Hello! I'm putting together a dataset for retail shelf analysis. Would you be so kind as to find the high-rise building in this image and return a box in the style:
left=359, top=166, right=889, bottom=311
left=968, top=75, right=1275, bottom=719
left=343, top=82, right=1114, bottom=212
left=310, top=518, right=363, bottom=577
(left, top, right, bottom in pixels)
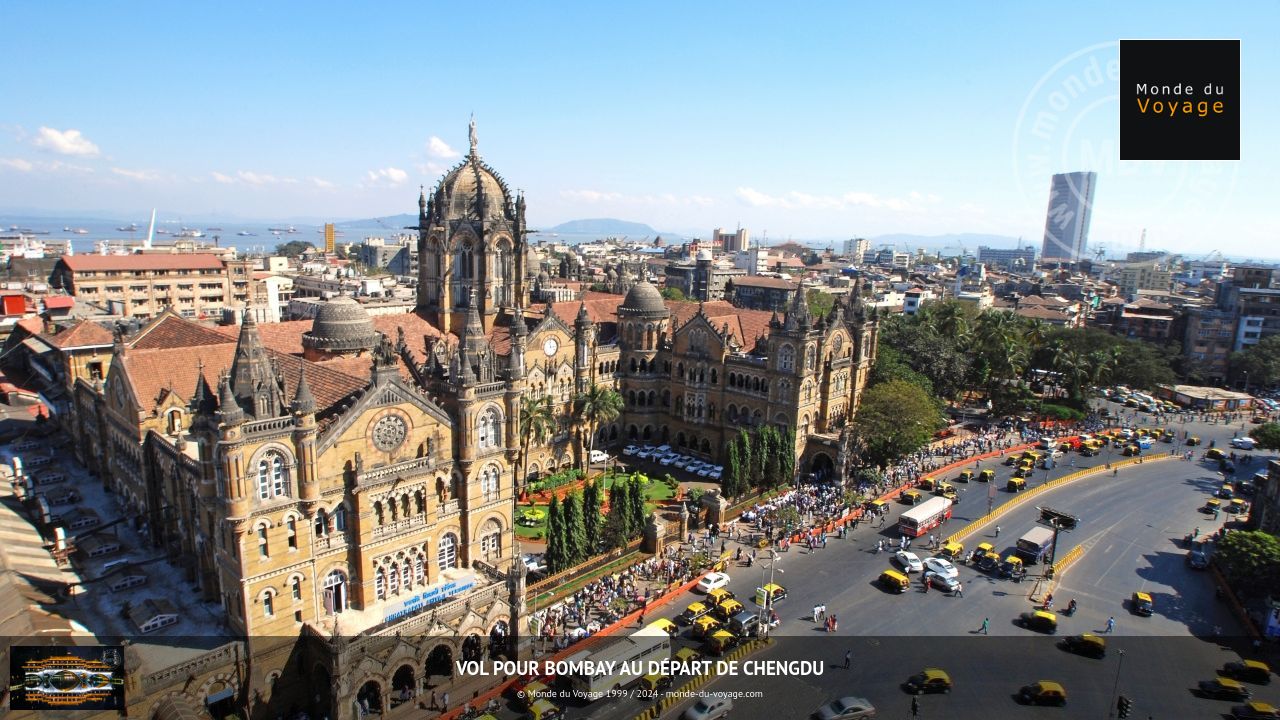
left=843, top=238, right=870, bottom=263
left=977, top=245, right=1037, bottom=271
left=713, top=227, right=750, bottom=253
left=1040, top=171, right=1096, bottom=263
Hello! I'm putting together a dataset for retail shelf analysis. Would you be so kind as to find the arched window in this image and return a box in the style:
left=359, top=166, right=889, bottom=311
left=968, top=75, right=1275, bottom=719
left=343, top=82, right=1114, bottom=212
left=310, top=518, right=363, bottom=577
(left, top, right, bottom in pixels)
left=402, top=558, right=413, bottom=590
left=477, top=407, right=501, bottom=450
left=291, top=576, right=302, bottom=600
left=481, top=465, right=500, bottom=501
left=262, top=590, right=275, bottom=618
left=414, top=555, right=425, bottom=585
left=389, top=564, right=400, bottom=595
left=710, top=369, right=717, bottom=384
left=257, top=524, right=269, bottom=558
left=334, top=505, right=347, bottom=531
left=375, top=568, right=387, bottom=600
left=805, top=345, right=816, bottom=370
left=314, top=509, right=329, bottom=537
left=256, top=452, right=290, bottom=500
left=480, top=519, right=502, bottom=560
left=167, top=409, right=182, bottom=434
left=458, top=241, right=474, bottom=280
left=286, top=516, right=297, bottom=549
left=778, top=345, right=795, bottom=372
left=438, top=533, right=459, bottom=571
left=323, top=570, right=347, bottom=614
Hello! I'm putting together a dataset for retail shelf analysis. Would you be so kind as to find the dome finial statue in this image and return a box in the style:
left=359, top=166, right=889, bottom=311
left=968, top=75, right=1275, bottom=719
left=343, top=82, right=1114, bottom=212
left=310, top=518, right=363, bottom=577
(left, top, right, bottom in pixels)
left=469, top=114, right=478, bottom=155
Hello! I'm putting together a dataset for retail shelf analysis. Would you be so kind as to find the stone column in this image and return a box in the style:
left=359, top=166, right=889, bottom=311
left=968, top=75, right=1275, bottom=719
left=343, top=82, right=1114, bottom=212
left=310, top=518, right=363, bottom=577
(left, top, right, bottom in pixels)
left=643, top=512, right=665, bottom=555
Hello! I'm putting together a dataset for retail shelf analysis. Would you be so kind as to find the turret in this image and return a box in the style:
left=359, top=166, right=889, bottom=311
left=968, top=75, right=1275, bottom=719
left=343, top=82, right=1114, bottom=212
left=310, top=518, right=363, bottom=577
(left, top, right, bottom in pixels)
left=217, top=375, right=244, bottom=428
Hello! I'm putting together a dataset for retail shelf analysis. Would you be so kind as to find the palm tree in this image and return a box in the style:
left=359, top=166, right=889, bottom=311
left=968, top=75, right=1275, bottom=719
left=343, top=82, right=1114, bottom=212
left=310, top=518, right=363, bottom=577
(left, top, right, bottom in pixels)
left=517, top=394, right=555, bottom=491
left=930, top=300, right=972, bottom=344
left=573, top=384, right=624, bottom=474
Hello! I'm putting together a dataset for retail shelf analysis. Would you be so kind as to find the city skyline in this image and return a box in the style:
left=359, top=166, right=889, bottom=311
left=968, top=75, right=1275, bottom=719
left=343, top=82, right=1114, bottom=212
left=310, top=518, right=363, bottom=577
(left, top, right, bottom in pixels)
left=0, top=2, right=1275, bottom=256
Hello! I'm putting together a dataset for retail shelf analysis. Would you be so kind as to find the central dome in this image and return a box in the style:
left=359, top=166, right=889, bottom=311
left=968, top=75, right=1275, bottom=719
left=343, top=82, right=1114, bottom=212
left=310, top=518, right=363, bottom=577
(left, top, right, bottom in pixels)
left=621, top=280, right=666, bottom=313
left=431, top=151, right=515, bottom=224
left=303, top=296, right=378, bottom=356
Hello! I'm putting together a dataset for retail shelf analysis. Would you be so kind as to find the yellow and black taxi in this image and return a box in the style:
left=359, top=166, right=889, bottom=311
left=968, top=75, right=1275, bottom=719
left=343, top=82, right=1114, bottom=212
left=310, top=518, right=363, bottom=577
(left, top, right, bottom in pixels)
left=638, top=671, right=673, bottom=694
left=674, top=647, right=702, bottom=664
left=1218, top=484, right=1236, bottom=499
left=936, top=483, right=958, bottom=500
left=903, top=668, right=952, bottom=695
left=1198, top=676, right=1252, bottom=701
left=756, top=583, right=788, bottom=606
left=866, top=499, right=887, bottom=516
left=918, top=477, right=938, bottom=492
left=1131, top=591, right=1154, bottom=617
left=1187, top=436, right=1202, bottom=446
left=525, top=698, right=565, bottom=720
left=1122, top=444, right=1141, bottom=456
left=1004, top=453, right=1022, bottom=467
left=879, top=569, right=911, bottom=593
left=957, top=469, right=974, bottom=483
left=1230, top=498, right=1249, bottom=514
left=680, top=601, right=712, bottom=623
left=1223, top=660, right=1273, bottom=685
left=1019, top=680, right=1067, bottom=706
left=648, top=618, right=680, bottom=636
left=519, top=681, right=551, bottom=710
left=1230, top=701, right=1280, bottom=720
left=1017, top=610, right=1058, bottom=634
left=713, top=598, right=745, bottom=622
left=1060, top=633, right=1106, bottom=658
left=976, top=549, right=1001, bottom=573
left=978, top=469, right=996, bottom=482
left=689, top=614, right=722, bottom=639
left=703, top=628, right=740, bottom=655
left=706, top=587, right=735, bottom=607
left=901, top=489, right=923, bottom=505
left=1203, top=499, right=1223, bottom=514
left=1007, top=477, right=1028, bottom=491
left=939, top=540, right=964, bottom=560
left=1206, top=447, right=1226, bottom=460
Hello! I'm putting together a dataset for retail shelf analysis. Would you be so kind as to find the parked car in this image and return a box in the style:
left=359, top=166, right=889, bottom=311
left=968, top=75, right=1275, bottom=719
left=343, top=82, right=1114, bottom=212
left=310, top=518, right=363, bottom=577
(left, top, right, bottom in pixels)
left=622, top=445, right=640, bottom=456
left=589, top=450, right=609, bottom=464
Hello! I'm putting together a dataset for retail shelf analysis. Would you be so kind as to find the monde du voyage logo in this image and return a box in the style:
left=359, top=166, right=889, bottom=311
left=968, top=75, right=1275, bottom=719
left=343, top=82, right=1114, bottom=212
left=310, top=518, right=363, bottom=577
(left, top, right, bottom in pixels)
left=1120, top=39, right=1240, bottom=160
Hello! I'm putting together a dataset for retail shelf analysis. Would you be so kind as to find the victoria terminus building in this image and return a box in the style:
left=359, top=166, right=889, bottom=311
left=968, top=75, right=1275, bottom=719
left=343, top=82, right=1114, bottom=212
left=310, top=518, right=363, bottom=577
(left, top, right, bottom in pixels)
left=15, top=126, right=876, bottom=720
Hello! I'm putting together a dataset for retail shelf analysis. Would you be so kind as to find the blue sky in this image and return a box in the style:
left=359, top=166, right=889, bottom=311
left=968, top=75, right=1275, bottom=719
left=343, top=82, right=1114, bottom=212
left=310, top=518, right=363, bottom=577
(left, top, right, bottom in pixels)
left=1, top=2, right=1276, bottom=256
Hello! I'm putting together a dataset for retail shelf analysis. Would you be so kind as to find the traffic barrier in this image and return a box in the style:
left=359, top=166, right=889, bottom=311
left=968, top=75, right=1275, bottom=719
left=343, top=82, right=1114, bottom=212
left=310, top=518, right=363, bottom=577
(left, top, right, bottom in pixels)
left=946, top=452, right=1176, bottom=546
left=631, top=638, right=773, bottom=720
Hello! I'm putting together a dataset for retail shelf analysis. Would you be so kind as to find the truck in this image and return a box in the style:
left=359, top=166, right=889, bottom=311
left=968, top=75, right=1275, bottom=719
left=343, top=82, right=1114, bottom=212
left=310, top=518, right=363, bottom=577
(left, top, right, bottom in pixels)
left=1015, top=526, right=1055, bottom=564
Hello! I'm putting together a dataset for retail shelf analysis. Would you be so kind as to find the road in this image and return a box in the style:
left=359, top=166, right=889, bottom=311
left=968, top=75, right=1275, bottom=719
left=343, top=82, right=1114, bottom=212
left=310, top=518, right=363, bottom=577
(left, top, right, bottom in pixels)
left=492, top=405, right=1273, bottom=720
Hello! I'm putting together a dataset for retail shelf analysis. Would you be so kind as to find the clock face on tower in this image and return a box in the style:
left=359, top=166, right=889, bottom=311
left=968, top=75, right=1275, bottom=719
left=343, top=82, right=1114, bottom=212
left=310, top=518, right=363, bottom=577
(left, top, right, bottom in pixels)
left=543, top=337, right=559, bottom=357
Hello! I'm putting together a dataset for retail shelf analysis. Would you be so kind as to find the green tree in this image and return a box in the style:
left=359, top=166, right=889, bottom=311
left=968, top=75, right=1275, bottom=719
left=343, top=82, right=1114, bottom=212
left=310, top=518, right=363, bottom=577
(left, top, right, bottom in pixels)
left=1230, top=335, right=1280, bottom=388
left=1249, top=422, right=1280, bottom=451
left=626, top=474, right=646, bottom=538
left=738, top=429, right=754, bottom=495
left=582, top=481, right=603, bottom=555
left=573, top=384, right=625, bottom=471
left=723, top=439, right=743, bottom=500
left=274, top=240, right=315, bottom=257
left=750, top=427, right=769, bottom=488
left=762, top=426, right=782, bottom=487
left=660, top=286, right=686, bottom=301
left=517, top=394, right=556, bottom=490
left=869, top=345, right=936, bottom=396
left=852, top=379, right=945, bottom=469
left=604, top=479, right=630, bottom=549
left=545, top=495, right=566, bottom=573
left=1214, top=530, right=1280, bottom=599
left=562, top=490, right=587, bottom=566
left=779, top=427, right=796, bottom=485
left=806, top=289, right=835, bottom=318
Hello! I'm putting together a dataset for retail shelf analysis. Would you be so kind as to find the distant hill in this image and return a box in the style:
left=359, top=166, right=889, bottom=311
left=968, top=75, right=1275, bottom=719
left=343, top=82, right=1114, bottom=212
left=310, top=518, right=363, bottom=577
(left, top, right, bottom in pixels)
left=871, top=233, right=1026, bottom=251
left=545, top=218, right=658, bottom=236
left=336, top=214, right=416, bottom=229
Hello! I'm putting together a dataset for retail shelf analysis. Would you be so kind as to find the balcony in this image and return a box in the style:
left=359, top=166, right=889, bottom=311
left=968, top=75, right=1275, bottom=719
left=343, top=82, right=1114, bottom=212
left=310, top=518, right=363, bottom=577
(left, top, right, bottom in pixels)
left=357, top=455, right=436, bottom=485
left=372, top=514, right=427, bottom=540
left=437, top=499, right=460, bottom=521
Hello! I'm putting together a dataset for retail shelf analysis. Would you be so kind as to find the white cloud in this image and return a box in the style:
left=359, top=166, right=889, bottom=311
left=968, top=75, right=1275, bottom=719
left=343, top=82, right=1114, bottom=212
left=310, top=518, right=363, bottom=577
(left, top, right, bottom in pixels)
left=559, top=189, right=714, bottom=208
left=417, top=161, right=448, bottom=177
left=366, top=167, right=408, bottom=185
left=426, top=136, right=460, bottom=159
left=211, top=171, right=235, bottom=184
left=562, top=189, right=623, bottom=203
left=310, top=177, right=335, bottom=189
left=237, top=170, right=296, bottom=186
left=33, top=127, right=100, bottom=156
left=111, top=167, right=161, bottom=181
left=735, top=187, right=914, bottom=211
left=0, top=158, right=33, bottom=172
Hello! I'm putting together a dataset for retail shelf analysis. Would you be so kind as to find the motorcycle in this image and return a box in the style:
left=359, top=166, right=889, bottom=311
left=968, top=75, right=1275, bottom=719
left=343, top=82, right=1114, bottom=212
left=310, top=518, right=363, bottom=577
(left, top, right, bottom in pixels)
left=1064, top=600, right=1078, bottom=616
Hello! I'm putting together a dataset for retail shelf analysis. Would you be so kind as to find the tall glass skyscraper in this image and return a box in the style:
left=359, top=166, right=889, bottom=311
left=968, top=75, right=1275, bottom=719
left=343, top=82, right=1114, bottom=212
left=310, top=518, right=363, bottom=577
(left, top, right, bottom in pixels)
left=1040, top=171, right=1096, bottom=263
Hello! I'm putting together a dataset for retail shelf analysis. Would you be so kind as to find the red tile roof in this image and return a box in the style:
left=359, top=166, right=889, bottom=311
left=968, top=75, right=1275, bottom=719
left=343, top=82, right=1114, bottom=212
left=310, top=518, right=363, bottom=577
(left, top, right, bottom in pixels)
left=44, top=320, right=114, bottom=349
left=43, top=296, right=75, bottom=310
left=732, top=276, right=796, bottom=290
left=129, top=313, right=235, bottom=350
left=60, top=253, right=225, bottom=272
left=668, top=300, right=773, bottom=350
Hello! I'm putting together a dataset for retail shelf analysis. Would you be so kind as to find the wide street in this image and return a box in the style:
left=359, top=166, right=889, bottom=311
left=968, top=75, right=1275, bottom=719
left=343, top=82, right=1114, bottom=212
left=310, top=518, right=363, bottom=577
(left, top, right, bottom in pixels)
left=484, top=403, right=1274, bottom=720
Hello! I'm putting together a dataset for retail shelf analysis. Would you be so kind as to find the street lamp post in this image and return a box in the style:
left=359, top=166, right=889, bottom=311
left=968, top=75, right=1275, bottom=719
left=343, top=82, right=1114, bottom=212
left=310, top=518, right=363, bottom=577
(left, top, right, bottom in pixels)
left=757, top=550, right=781, bottom=637
left=1107, top=648, right=1125, bottom=719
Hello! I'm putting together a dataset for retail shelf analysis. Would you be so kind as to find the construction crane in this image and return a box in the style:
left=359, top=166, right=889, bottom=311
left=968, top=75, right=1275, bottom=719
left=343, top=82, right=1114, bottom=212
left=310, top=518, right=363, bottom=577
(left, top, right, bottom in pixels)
left=1093, top=245, right=1107, bottom=262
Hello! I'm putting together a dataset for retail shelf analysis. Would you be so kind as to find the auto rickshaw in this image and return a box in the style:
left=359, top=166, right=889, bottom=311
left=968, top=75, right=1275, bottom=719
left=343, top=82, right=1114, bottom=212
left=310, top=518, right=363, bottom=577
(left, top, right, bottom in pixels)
left=1217, top=484, right=1235, bottom=499
left=978, top=469, right=996, bottom=483
left=1229, top=498, right=1249, bottom=514
left=704, top=629, right=740, bottom=655
left=1007, top=477, right=1027, bottom=492
left=681, top=601, right=711, bottom=623
left=1060, top=633, right=1106, bottom=658
left=714, top=598, right=745, bottom=622
left=939, top=540, right=964, bottom=560
left=647, top=618, right=679, bottom=636
left=638, top=672, right=673, bottom=694
left=1131, top=591, right=1154, bottom=616
left=1203, top=499, right=1223, bottom=514
left=706, top=587, right=735, bottom=606
left=756, top=583, right=787, bottom=606
left=690, top=614, right=721, bottom=639
left=957, top=469, right=974, bottom=483
left=525, top=699, right=565, bottom=720
left=1187, top=436, right=1201, bottom=446
left=901, top=489, right=923, bottom=505
left=918, top=477, right=937, bottom=492
left=1001, top=554, right=1025, bottom=579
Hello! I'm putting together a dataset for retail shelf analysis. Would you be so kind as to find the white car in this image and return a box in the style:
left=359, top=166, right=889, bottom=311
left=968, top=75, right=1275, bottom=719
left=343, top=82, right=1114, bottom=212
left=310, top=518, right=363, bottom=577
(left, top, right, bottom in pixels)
left=697, top=465, right=716, bottom=478
left=923, top=557, right=958, bottom=579
left=686, top=461, right=706, bottom=473
left=1230, top=437, right=1256, bottom=450
left=659, top=454, right=679, bottom=466
left=589, top=450, right=609, bottom=464
left=894, top=551, right=923, bottom=573
left=709, top=467, right=723, bottom=480
left=656, top=444, right=672, bottom=454
left=683, top=696, right=733, bottom=720
left=636, top=448, right=654, bottom=460
left=696, top=572, right=731, bottom=593
left=815, top=696, right=877, bottom=720
left=673, top=456, right=691, bottom=469
left=622, top=445, right=639, bottom=456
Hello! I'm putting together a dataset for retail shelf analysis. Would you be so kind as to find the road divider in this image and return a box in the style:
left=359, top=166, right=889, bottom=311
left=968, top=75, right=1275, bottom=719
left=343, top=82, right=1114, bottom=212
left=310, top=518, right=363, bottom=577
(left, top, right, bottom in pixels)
left=630, top=638, right=773, bottom=720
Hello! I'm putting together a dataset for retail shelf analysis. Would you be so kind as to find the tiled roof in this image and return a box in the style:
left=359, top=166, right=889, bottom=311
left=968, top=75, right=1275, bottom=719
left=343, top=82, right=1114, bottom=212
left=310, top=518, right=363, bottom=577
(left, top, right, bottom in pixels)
left=732, top=276, right=796, bottom=290
left=544, top=292, right=626, bottom=325
left=1015, top=305, right=1070, bottom=321
left=43, top=320, right=114, bottom=349
left=211, top=319, right=310, bottom=354
left=668, top=300, right=773, bottom=350
left=43, top=296, right=75, bottom=310
left=122, top=344, right=364, bottom=414
left=59, top=254, right=225, bottom=272
left=129, top=313, right=235, bottom=350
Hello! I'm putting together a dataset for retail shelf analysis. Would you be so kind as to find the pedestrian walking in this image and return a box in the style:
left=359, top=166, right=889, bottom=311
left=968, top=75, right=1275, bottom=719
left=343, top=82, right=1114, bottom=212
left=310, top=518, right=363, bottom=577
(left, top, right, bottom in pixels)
left=844, top=650, right=851, bottom=669
left=995, top=525, right=1001, bottom=538
left=813, top=605, right=821, bottom=623
left=980, top=617, right=989, bottom=634
left=442, top=691, right=450, bottom=712
left=955, top=582, right=963, bottom=598
left=1105, top=616, right=1115, bottom=633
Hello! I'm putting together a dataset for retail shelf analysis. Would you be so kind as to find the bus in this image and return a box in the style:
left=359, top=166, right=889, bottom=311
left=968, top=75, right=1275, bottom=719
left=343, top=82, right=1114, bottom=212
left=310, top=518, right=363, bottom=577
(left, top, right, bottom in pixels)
left=897, top=496, right=953, bottom=538
left=568, top=624, right=671, bottom=701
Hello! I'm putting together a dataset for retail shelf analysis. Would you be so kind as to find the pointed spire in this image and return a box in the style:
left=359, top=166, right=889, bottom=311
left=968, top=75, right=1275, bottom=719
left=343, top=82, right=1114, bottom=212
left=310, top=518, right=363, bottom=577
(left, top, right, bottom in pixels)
left=785, top=284, right=811, bottom=332
left=418, top=185, right=427, bottom=216
left=464, top=287, right=484, bottom=339
left=217, top=374, right=244, bottom=427
left=576, top=298, right=590, bottom=326
left=191, top=360, right=217, bottom=414
left=229, top=309, right=284, bottom=419
left=291, top=359, right=316, bottom=415
left=510, top=305, right=528, bottom=338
